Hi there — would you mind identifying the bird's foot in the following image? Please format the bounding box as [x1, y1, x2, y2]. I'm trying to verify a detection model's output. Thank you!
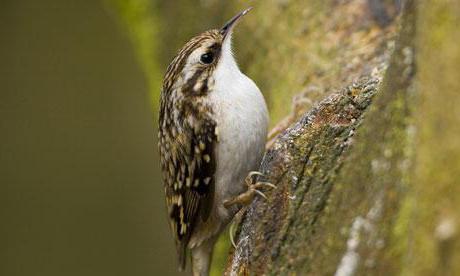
[223, 171, 276, 209]
[225, 171, 276, 248]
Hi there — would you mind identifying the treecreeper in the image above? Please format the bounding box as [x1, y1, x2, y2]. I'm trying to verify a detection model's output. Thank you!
[158, 8, 273, 276]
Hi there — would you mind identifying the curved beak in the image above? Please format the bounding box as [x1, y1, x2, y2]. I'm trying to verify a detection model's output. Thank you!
[220, 7, 252, 40]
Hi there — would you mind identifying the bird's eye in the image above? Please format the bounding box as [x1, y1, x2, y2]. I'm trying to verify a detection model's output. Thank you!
[200, 52, 214, 64]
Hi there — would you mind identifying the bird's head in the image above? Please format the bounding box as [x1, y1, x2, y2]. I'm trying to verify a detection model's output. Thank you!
[163, 8, 252, 95]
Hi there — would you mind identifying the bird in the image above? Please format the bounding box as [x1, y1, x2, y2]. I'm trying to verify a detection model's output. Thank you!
[158, 8, 270, 276]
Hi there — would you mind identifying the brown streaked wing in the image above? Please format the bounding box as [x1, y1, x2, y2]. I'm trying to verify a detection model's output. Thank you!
[159, 106, 217, 270]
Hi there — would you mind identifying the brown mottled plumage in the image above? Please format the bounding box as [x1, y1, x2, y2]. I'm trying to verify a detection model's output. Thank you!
[159, 30, 220, 270]
[159, 8, 269, 276]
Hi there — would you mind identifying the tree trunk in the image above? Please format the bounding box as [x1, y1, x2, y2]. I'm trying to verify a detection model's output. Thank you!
[226, 0, 460, 275]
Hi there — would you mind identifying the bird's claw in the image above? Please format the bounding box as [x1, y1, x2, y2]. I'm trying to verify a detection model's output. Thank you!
[252, 181, 277, 189]
[225, 171, 276, 248]
[246, 171, 264, 179]
[245, 171, 276, 200]
[223, 171, 275, 209]
[229, 221, 237, 248]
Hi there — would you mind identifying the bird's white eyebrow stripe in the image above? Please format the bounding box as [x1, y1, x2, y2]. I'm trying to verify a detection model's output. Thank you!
[163, 31, 222, 93]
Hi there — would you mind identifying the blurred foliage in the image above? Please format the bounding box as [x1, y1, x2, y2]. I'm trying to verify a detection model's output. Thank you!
[104, 0, 161, 109]
[408, 0, 460, 274]
[1, 0, 176, 275]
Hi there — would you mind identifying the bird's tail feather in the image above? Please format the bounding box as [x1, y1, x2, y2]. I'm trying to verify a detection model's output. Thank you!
[178, 243, 186, 271]
[191, 239, 215, 276]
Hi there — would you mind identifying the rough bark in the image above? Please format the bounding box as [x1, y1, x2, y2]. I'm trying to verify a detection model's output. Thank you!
[227, 74, 385, 275]
[226, 0, 460, 275]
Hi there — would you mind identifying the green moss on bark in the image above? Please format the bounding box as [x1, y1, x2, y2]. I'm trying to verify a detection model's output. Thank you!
[228, 1, 460, 274]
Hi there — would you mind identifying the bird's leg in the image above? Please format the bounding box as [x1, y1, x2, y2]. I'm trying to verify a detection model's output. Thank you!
[225, 171, 276, 248]
[223, 171, 276, 208]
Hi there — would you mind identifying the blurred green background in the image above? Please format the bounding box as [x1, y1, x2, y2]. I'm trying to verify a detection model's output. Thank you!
[1, 0, 245, 274]
[1, 0, 175, 275]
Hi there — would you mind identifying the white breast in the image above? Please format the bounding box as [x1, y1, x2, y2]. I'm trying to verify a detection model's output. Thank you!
[209, 53, 269, 224]
[187, 40, 269, 248]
